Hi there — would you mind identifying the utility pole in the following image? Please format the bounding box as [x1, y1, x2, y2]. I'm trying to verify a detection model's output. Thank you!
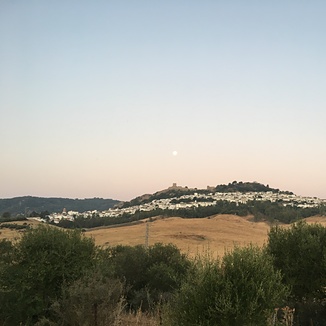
[145, 221, 149, 249]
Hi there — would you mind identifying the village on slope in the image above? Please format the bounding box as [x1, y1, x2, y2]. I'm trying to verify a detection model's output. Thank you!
[39, 182, 326, 224]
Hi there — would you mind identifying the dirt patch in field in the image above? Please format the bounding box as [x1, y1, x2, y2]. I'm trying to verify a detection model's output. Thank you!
[170, 233, 207, 241]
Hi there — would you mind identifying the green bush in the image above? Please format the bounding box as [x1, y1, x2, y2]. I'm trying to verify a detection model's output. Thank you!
[50, 272, 124, 326]
[268, 221, 326, 300]
[0, 225, 97, 325]
[267, 221, 326, 324]
[165, 246, 289, 326]
[101, 243, 191, 311]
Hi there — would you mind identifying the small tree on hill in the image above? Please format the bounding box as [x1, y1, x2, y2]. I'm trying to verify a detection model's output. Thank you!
[1, 211, 11, 218]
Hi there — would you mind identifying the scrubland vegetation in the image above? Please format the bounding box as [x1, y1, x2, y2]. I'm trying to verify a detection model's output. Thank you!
[0, 221, 326, 325]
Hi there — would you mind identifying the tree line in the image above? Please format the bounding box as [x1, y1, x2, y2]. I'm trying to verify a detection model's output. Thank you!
[1, 221, 326, 325]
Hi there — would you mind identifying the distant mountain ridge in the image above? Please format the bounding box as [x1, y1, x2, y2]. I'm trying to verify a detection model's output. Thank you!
[0, 196, 120, 216]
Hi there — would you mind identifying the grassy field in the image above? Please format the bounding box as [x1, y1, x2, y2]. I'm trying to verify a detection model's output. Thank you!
[85, 215, 270, 258]
[1, 215, 325, 258]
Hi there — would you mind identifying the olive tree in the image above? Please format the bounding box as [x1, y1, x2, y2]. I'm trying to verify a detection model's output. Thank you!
[101, 243, 191, 311]
[267, 221, 326, 324]
[49, 272, 124, 326]
[0, 225, 97, 325]
[165, 246, 288, 326]
[268, 221, 326, 300]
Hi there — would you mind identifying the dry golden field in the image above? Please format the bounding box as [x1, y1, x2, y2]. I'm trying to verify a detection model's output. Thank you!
[1, 215, 326, 258]
[85, 215, 270, 258]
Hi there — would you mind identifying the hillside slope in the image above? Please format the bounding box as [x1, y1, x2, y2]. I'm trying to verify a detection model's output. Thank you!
[0, 196, 120, 216]
[84, 215, 326, 257]
[2, 215, 326, 258]
[86, 215, 270, 257]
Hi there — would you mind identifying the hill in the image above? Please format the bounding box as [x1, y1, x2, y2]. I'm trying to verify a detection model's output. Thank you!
[57, 181, 324, 228]
[2, 181, 324, 226]
[3, 215, 326, 258]
[86, 214, 270, 257]
[0, 196, 120, 216]
[88, 215, 326, 257]
[119, 181, 291, 208]
[0, 181, 292, 216]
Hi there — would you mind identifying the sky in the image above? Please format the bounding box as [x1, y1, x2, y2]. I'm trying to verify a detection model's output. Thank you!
[0, 1, 325, 201]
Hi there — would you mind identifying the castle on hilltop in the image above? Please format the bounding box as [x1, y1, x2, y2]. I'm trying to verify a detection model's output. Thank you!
[168, 183, 189, 190]
[168, 183, 215, 192]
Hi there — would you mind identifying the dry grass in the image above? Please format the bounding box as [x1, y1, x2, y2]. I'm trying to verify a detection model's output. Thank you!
[0, 219, 42, 243]
[304, 215, 326, 226]
[1, 215, 326, 258]
[119, 310, 160, 326]
[86, 214, 270, 258]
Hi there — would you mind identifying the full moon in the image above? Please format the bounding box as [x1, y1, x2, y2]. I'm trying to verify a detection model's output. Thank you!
[172, 151, 178, 156]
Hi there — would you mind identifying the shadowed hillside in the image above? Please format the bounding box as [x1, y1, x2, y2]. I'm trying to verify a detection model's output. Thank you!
[0, 196, 120, 216]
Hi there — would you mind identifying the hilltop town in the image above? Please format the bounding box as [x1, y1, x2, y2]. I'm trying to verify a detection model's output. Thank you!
[46, 183, 326, 224]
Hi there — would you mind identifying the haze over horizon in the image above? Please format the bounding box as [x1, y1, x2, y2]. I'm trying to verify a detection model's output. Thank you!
[1, 1, 325, 201]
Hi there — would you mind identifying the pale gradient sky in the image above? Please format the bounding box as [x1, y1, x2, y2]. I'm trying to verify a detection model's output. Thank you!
[1, 1, 325, 201]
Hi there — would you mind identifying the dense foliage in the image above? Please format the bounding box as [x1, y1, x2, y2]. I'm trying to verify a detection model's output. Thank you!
[2, 221, 326, 325]
[267, 221, 326, 324]
[50, 273, 125, 326]
[214, 180, 288, 193]
[0, 226, 190, 325]
[99, 243, 191, 311]
[0, 226, 97, 324]
[166, 246, 289, 326]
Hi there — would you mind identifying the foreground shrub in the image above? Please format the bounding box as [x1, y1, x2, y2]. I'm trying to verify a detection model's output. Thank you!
[165, 246, 289, 326]
[0, 225, 97, 325]
[49, 272, 124, 326]
[267, 221, 326, 324]
[268, 221, 326, 301]
[101, 243, 191, 311]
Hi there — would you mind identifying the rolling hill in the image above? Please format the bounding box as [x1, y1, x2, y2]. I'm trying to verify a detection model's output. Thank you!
[0, 196, 120, 216]
[2, 214, 326, 258]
